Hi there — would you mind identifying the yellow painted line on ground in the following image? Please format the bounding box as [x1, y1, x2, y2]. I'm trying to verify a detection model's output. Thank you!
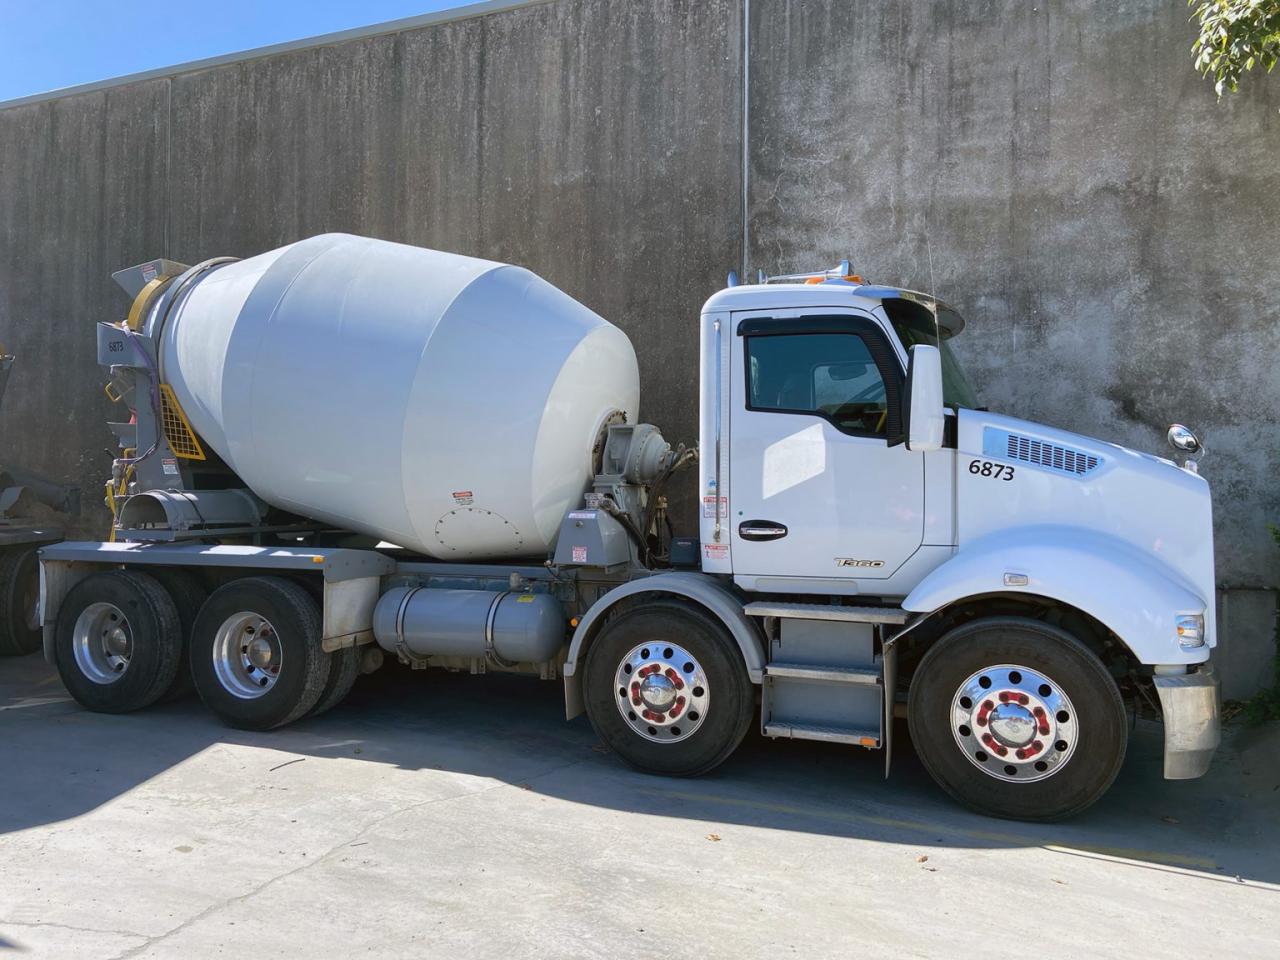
[644, 787, 1222, 873]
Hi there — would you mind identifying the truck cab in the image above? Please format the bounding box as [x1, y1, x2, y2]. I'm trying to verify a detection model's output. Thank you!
[697, 272, 1216, 658]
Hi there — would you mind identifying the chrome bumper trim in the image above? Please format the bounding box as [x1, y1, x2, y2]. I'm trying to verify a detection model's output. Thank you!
[1154, 664, 1220, 780]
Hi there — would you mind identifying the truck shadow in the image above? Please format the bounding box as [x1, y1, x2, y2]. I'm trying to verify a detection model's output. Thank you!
[2, 655, 1277, 889]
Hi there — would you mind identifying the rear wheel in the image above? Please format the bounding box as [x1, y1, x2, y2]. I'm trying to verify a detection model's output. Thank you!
[54, 569, 182, 712]
[584, 599, 754, 777]
[308, 642, 360, 718]
[190, 576, 330, 730]
[0, 547, 41, 656]
[907, 616, 1127, 821]
[144, 567, 207, 701]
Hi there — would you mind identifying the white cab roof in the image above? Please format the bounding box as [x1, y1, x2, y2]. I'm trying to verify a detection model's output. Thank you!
[701, 281, 965, 337]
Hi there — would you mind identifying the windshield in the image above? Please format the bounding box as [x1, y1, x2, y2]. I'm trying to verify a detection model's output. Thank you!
[883, 298, 980, 409]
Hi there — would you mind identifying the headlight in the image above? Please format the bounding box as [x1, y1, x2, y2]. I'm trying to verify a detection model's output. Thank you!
[1175, 614, 1205, 649]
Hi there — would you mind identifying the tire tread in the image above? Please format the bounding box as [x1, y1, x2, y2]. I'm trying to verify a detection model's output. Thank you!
[0, 547, 40, 656]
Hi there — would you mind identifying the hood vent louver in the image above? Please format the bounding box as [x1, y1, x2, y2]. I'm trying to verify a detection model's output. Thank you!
[983, 428, 1101, 477]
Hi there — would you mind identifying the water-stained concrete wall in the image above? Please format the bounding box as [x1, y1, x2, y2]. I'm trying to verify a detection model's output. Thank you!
[1, 0, 1275, 694]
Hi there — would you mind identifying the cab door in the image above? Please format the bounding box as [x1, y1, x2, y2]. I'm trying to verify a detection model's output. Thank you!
[728, 310, 925, 588]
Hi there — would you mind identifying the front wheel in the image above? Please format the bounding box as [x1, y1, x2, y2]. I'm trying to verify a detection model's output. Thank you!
[583, 599, 754, 777]
[907, 616, 1127, 821]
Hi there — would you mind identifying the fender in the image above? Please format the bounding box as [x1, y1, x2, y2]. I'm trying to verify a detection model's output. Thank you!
[902, 525, 1211, 666]
[562, 571, 767, 719]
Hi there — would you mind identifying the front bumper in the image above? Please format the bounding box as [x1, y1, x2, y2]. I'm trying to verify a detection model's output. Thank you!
[1154, 664, 1220, 779]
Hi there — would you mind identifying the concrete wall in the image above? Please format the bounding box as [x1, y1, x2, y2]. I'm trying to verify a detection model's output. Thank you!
[1, 0, 1275, 694]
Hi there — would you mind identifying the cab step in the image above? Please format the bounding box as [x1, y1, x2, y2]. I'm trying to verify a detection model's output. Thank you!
[743, 601, 909, 625]
[765, 662, 880, 685]
[762, 721, 881, 748]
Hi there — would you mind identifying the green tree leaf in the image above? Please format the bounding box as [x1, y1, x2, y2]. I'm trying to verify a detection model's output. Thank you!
[1189, 0, 1280, 100]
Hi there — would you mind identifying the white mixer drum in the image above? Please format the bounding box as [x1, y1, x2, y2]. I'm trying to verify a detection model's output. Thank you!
[151, 233, 639, 559]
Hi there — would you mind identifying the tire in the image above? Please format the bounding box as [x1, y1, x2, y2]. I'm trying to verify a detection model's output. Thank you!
[144, 567, 207, 702]
[583, 599, 754, 777]
[907, 616, 1127, 822]
[190, 576, 331, 730]
[54, 569, 183, 713]
[307, 642, 360, 718]
[0, 547, 41, 656]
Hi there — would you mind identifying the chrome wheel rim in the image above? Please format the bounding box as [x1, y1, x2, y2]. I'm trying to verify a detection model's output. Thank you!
[951, 663, 1078, 783]
[212, 612, 282, 699]
[72, 602, 132, 684]
[614, 641, 709, 743]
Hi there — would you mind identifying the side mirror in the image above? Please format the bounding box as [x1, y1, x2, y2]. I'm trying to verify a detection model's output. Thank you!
[905, 344, 945, 452]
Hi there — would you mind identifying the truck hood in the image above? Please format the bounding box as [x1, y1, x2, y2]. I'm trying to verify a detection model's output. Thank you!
[953, 410, 1216, 648]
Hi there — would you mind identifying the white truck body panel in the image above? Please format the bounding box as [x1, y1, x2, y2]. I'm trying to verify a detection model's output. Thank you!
[726, 307, 926, 584]
[902, 525, 1210, 664]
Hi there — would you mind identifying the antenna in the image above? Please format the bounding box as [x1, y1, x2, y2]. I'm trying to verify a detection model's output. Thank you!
[924, 221, 940, 343]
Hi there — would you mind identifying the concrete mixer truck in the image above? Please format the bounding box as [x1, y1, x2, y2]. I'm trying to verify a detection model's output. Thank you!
[37, 233, 1219, 821]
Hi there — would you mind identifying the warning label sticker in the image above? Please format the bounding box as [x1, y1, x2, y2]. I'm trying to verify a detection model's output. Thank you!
[702, 497, 728, 519]
[161, 458, 178, 476]
[451, 490, 474, 505]
[703, 543, 729, 560]
[567, 511, 596, 520]
[572, 545, 588, 563]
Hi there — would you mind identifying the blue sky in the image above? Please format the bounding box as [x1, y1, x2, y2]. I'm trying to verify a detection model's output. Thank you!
[0, 0, 473, 102]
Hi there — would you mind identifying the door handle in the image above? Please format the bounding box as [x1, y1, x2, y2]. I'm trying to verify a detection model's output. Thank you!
[739, 520, 788, 542]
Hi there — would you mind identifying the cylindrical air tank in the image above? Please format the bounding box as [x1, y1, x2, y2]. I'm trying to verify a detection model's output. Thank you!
[147, 234, 639, 559]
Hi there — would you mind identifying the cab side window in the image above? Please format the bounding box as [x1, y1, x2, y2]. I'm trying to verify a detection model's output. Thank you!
[746, 333, 890, 436]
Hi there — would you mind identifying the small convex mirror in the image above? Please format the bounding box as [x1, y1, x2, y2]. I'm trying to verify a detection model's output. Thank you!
[1167, 424, 1201, 454]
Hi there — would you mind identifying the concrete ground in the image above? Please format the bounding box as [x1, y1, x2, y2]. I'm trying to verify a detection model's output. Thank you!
[1, 654, 1277, 959]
